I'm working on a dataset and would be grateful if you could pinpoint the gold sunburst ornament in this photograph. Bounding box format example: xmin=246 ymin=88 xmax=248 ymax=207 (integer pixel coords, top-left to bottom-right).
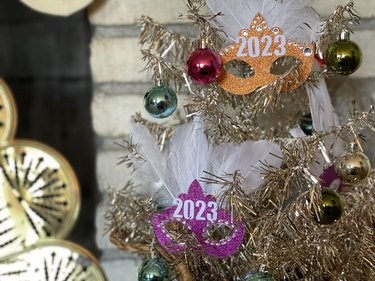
xmin=0 ymin=80 xmax=17 ymax=142
xmin=0 ymin=239 xmax=107 ymax=280
xmin=20 ymin=0 xmax=94 ymax=16
xmin=0 ymin=140 xmax=80 ymax=258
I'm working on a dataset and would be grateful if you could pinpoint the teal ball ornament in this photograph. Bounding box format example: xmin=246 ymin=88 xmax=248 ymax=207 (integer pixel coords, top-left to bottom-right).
xmin=299 ymin=113 xmax=314 ymax=136
xmin=144 ymin=85 xmax=177 ymax=119
xmin=244 ymin=271 xmax=273 ymax=281
xmin=325 ymin=39 xmax=362 ymax=76
xmin=138 ymin=258 xmax=169 ymax=281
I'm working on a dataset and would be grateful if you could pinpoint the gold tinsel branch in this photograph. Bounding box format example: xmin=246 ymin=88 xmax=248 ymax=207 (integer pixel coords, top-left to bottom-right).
xmin=182 ymin=0 xmax=225 ymax=49
xmin=139 ymin=16 xmax=192 ymax=86
xmin=117 ymin=112 xmax=181 ymax=169
xmin=321 ymin=0 xmax=360 ymax=37
xmin=109 ymin=1 xmax=375 ymax=280
xmin=186 ymin=84 xmax=310 ymax=143
xmin=106 ymin=183 xmax=154 ymax=244
xmin=314 ymin=0 xmax=361 ymax=79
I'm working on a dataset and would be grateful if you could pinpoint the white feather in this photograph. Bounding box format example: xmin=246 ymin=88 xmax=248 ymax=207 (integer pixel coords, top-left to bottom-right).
xmin=289 ymin=126 xmax=307 ymax=138
xmin=307 ymin=78 xmax=345 ymax=158
xmin=128 ymin=121 xmax=177 ymax=199
xmin=288 ymin=78 xmax=345 ymax=178
xmin=206 ymin=0 xmax=320 ymax=42
xmin=169 ymin=116 xmax=210 ymax=193
xmin=128 ymin=117 xmax=283 ymax=204
xmin=306 ymin=78 xmax=339 ymax=132
xmin=208 ymin=140 xmax=283 ymax=195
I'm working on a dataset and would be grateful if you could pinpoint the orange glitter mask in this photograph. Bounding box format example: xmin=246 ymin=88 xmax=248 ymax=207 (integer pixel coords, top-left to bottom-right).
xmin=218 ymin=13 xmax=315 ymax=95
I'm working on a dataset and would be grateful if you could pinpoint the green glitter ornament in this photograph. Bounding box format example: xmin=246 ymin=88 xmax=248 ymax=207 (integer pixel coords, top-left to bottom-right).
xmin=325 ymin=31 xmax=362 ymax=76
xmin=138 ymin=258 xmax=169 ymax=281
xmin=316 ymin=189 xmax=343 ymax=225
xmin=144 ymin=84 xmax=177 ymax=119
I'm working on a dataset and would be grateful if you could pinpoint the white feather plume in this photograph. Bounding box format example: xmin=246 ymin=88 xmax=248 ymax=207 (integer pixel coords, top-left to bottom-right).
xmin=290 ymin=78 xmax=339 ymax=136
xmin=128 ymin=121 xmax=177 ymax=199
xmin=306 ymin=78 xmax=339 ymax=132
xmin=206 ymin=0 xmax=320 ymax=42
xmin=169 ymin=116 xmax=210 ymax=193
xmin=208 ymin=140 xmax=283 ymax=195
xmin=289 ymin=126 xmax=307 ymax=138
xmin=288 ymin=78 xmax=344 ymax=178
xmin=128 ymin=116 xmax=283 ymax=204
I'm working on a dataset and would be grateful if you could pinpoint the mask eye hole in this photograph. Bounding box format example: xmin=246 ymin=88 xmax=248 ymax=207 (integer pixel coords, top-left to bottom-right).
xmin=224 ymin=59 xmax=254 ymax=78
xmin=203 ymin=223 xmax=234 ymax=241
xmin=270 ymin=56 xmax=301 ymax=75
xmin=164 ymin=220 xmax=193 ymax=247
xmin=165 ymin=221 xmax=191 ymax=236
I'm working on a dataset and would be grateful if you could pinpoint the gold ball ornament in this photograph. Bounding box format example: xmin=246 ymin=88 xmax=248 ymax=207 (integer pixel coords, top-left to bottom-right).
xmin=334 ymin=151 xmax=371 ymax=184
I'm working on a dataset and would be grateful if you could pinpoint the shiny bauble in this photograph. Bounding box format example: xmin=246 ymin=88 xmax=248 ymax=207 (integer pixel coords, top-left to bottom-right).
xmin=314 ymin=53 xmax=325 ymax=66
xmin=325 ymin=39 xmax=362 ymax=76
xmin=244 ymin=271 xmax=273 ymax=281
xmin=144 ymin=85 xmax=177 ymax=119
xmin=334 ymin=151 xmax=371 ymax=184
xmin=316 ymin=189 xmax=343 ymax=225
xmin=299 ymin=113 xmax=314 ymax=136
xmin=186 ymin=47 xmax=222 ymax=84
xmin=138 ymin=258 xmax=169 ymax=281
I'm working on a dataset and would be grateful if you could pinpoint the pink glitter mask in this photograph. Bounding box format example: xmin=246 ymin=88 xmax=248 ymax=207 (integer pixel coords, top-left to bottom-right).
xmin=320 ymin=165 xmax=344 ymax=192
xmin=152 ymin=180 xmax=244 ymax=257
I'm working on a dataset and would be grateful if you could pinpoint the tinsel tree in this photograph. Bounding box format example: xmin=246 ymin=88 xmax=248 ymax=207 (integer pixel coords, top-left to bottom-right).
xmin=107 ymin=0 xmax=375 ymax=280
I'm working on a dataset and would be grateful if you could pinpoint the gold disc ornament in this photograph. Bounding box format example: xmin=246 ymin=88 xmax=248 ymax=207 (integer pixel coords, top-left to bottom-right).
xmin=20 ymin=0 xmax=94 ymax=16
xmin=0 ymin=239 xmax=107 ymax=280
xmin=0 ymin=80 xmax=17 ymax=142
xmin=218 ymin=13 xmax=314 ymax=95
xmin=0 ymin=140 xmax=80 ymax=258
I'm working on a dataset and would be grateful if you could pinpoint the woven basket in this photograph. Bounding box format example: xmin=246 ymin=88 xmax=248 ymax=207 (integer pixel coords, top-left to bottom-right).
xmin=110 ymin=232 xmax=193 ymax=281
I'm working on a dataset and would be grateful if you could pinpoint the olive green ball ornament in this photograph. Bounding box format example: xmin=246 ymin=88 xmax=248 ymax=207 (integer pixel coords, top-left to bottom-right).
xmin=325 ymin=38 xmax=362 ymax=76
xmin=144 ymin=84 xmax=177 ymax=119
xmin=334 ymin=151 xmax=371 ymax=184
xmin=244 ymin=271 xmax=273 ymax=281
xmin=138 ymin=258 xmax=169 ymax=281
xmin=316 ymin=189 xmax=343 ymax=225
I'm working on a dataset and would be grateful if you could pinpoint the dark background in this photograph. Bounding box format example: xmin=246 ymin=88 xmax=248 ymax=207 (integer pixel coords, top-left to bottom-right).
xmin=0 ymin=1 xmax=98 ymax=254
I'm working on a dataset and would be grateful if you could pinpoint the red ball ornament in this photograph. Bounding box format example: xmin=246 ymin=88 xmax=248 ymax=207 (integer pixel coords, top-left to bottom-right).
xmin=186 ymin=48 xmax=222 ymax=84
xmin=315 ymin=53 xmax=325 ymax=66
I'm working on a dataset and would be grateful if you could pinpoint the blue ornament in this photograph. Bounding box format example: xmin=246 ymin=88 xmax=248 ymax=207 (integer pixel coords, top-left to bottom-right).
xmin=244 ymin=271 xmax=273 ymax=281
xmin=300 ymin=113 xmax=314 ymax=136
xmin=138 ymin=258 xmax=169 ymax=281
xmin=144 ymin=84 xmax=177 ymax=119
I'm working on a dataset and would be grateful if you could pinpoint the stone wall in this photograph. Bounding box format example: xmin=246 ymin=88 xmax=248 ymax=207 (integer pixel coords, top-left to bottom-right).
xmin=88 ymin=1 xmax=375 ymax=280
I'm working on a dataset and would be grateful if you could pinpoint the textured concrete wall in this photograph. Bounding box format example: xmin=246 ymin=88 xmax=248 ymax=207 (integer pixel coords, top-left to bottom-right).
xmin=89 ymin=1 xmax=375 ymax=280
